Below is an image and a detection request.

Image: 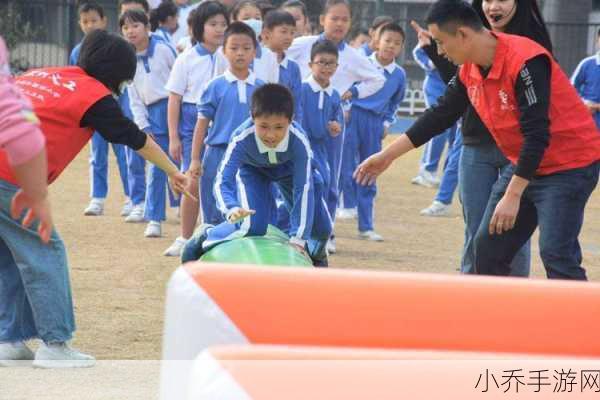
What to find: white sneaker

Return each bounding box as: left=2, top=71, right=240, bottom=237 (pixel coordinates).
left=420, top=200, right=451, bottom=217
left=326, top=238, right=336, bottom=254
left=336, top=208, right=357, bottom=219
left=120, top=199, right=133, bottom=217
left=83, top=198, right=104, bottom=216
left=163, top=236, right=187, bottom=257
left=358, top=230, right=384, bottom=242
left=33, top=342, right=95, bottom=369
left=411, top=171, right=439, bottom=188
left=0, top=341, right=34, bottom=367
left=125, top=204, right=145, bottom=223
left=144, top=221, right=162, bottom=238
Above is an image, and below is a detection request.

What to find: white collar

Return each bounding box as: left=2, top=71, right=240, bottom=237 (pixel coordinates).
left=305, top=75, right=334, bottom=96
left=224, top=69, right=257, bottom=85
left=255, top=127, right=290, bottom=154
left=370, top=52, right=397, bottom=74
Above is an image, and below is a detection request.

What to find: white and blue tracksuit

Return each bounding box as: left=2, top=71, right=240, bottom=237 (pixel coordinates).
left=204, top=119, right=332, bottom=262
left=196, top=70, right=265, bottom=225
left=129, top=34, right=178, bottom=222
left=154, top=27, right=176, bottom=47
left=348, top=53, right=406, bottom=231
left=288, top=35, right=385, bottom=224
left=166, top=43, right=218, bottom=175
left=70, top=42, right=130, bottom=201
left=413, top=46, right=457, bottom=174
left=358, top=42, right=375, bottom=58
left=571, top=53, right=600, bottom=129
left=119, top=89, right=146, bottom=206
left=215, top=44, right=279, bottom=84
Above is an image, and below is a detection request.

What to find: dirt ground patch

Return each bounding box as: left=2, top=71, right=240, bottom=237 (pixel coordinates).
left=15, top=139, right=600, bottom=360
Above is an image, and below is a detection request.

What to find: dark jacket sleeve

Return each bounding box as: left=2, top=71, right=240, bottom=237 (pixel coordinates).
left=422, top=42, right=457, bottom=84
left=80, top=95, right=148, bottom=150
left=513, top=55, right=551, bottom=180
left=405, top=74, right=469, bottom=148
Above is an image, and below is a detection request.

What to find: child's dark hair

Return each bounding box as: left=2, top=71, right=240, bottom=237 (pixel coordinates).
left=119, top=0, right=150, bottom=13
left=119, top=9, right=149, bottom=28
left=78, top=1, right=105, bottom=19
left=230, top=0, right=260, bottom=21
left=190, top=1, right=229, bottom=44
left=350, top=27, right=368, bottom=41
left=280, top=0, right=308, bottom=19
left=150, top=0, right=178, bottom=32
left=224, top=21, right=257, bottom=48
left=263, top=10, right=296, bottom=30
left=257, top=1, right=276, bottom=18
left=321, top=0, right=351, bottom=17
left=425, top=0, right=483, bottom=34
left=310, top=39, right=338, bottom=61
left=379, top=22, right=405, bottom=41
left=78, top=30, right=137, bottom=93
left=251, top=84, right=294, bottom=122
left=370, top=15, right=393, bottom=31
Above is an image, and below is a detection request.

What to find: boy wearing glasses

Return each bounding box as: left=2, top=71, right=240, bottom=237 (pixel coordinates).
left=299, top=40, right=343, bottom=211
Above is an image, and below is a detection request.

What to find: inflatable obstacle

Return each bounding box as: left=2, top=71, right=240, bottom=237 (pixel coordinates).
left=161, top=263, right=600, bottom=399
left=198, top=225, right=312, bottom=266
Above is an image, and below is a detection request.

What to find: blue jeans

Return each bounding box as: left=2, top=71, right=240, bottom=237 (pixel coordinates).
left=474, top=161, right=599, bottom=280
left=435, top=129, right=462, bottom=205
left=459, top=142, right=531, bottom=276
left=0, top=180, right=75, bottom=343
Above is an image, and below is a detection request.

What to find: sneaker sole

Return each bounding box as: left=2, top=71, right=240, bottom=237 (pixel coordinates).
left=358, top=235, right=384, bottom=242
left=83, top=211, right=103, bottom=216
left=0, top=359, right=34, bottom=367
left=33, top=359, right=95, bottom=369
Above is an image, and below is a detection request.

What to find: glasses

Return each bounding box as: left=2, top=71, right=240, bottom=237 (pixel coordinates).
left=312, top=61, right=338, bottom=68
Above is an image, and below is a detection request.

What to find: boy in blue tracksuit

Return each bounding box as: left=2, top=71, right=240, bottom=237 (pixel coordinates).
left=70, top=2, right=131, bottom=217
left=348, top=23, right=406, bottom=241
left=182, top=84, right=332, bottom=266
left=188, top=22, right=265, bottom=225
left=571, top=29, right=600, bottom=129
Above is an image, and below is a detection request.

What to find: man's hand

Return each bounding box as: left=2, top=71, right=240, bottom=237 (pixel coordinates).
left=489, top=192, right=521, bottom=235
left=411, top=20, right=433, bottom=48
left=10, top=190, right=53, bottom=243
left=168, top=171, right=198, bottom=201
left=227, top=207, right=256, bottom=223
left=169, top=136, right=182, bottom=163
left=353, top=151, right=393, bottom=186
left=328, top=121, right=342, bottom=137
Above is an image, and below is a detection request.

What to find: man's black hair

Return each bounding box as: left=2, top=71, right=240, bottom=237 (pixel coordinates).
left=190, top=1, right=229, bottom=44
left=119, top=0, right=150, bottom=13
left=78, top=1, right=105, bottom=19
left=251, top=83, right=294, bottom=122
left=119, top=9, right=149, bottom=28
left=263, top=10, right=296, bottom=30
left=379, top=21, right=405, bottom=40
left=224, top=21, right=257, bottom=48
left=150, top=0, right=178, bottom=31
left=77, top=30, right=136, bottom=94
left=425, top=0, right=483, bottom=34
left=310, top=39, right=338, bottom=62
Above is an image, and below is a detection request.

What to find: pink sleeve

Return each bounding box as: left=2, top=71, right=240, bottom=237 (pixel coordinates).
left=0, top=37, right=46, bottom=165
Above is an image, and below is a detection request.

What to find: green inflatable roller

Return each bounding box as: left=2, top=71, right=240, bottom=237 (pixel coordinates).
left=199, top=225, right=313, bottom=267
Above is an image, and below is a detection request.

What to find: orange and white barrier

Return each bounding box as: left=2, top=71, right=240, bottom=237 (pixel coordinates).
left=161, top=263, right=600, bottom=399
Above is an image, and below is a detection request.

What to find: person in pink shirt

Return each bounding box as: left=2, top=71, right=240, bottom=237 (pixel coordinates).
left=0, top=37, right=52, bottom=243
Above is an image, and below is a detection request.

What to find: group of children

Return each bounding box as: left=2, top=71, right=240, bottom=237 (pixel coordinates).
left=71, top=0, right=407, bottom=264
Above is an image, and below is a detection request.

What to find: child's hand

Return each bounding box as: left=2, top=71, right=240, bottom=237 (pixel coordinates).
left=187, top=160, right=203, bottom=179
left=10, top=190, right=53, bottom=244
left=328, top=121, right=342, bottom=137
left=341, top=91, right=353, bottom=101
left=169, top=136, right=182, bottom=163
left=227, top=207, right=256, bottom=223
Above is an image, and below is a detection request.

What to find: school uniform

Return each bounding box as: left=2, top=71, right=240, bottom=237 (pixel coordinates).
left=166, top=43, right=218, bottom=174
left=119, top=89, right=146, bottom=206
left=358, top=42, right=375, bottom=58
left=214, top=44, right=279, bottom=84
left=288, top=34, right=385, bottom=223
left=348, top=53, right=406, bottom=232
left=70, top=41, right=130, bottom=203
left=571, top=53, right=600, bottom=129
left=129, top=34, right=178, bottom=222
left=196, top=70, right=264, bottom=225
left=154, top=27, right=175, bottom=47
left=202, top=119, right=331, bottom=264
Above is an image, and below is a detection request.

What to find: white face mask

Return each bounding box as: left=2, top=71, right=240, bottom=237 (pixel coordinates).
left=243, top=19, right=263, bottom=40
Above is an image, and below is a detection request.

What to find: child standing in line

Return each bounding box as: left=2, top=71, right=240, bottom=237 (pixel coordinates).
left=280, top=0, right=311, bottom=38
left=349, top=28, right=370, bottom=49
left=357, top=16, right=393, bottom=58
left=70, top=2, right=132, bottom=217
left=163, top=1, right=229, bottom=257
left=181, top=84, right=332, bottom=266
left=150, top=0, right=180, bottom=47
left=121, top=9, right=178, bottom=238
left=287, top=0, right=385, bottom=253
left=188, top=22, right=265, bottom=225
left=347, top=22, right=406, bottom=241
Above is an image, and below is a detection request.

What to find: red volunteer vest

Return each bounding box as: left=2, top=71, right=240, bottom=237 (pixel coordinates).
left=0, top=66, right=110, bottom=184
left=459, top=33, right=600, bottom=175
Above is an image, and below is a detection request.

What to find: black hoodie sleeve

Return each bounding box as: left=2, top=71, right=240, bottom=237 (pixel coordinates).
left=422, top=42, right=458, bottom=84
left=80, top=95, right=147, bottom=150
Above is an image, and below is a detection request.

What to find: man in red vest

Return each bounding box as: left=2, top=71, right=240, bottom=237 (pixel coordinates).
left=0, top=30, right=191, bottom=368
left=355, top=0, right=600, bottom=280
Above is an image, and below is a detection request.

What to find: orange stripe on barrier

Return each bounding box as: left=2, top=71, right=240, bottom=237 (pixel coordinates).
left=184, top=263, right=600, bottom=357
